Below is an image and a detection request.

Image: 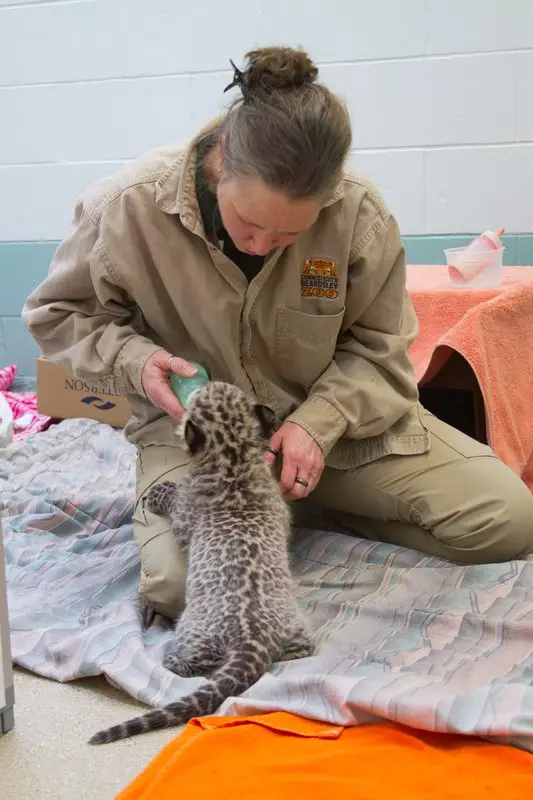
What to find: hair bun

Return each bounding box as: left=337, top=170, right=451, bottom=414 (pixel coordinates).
left=244, top=47, right=318, bottom=93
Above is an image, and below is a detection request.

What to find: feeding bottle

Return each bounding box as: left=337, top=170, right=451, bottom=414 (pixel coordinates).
left=169, top=362, right=210, bottom=407
left=448, top=228, right=504, bottom=285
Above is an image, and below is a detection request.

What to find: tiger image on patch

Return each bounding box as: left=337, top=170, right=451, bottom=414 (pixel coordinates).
left=301, top=258, right=339, bottom=299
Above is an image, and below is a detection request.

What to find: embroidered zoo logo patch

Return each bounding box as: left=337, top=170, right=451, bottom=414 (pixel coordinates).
left=301, top=258, right=339, bottom=299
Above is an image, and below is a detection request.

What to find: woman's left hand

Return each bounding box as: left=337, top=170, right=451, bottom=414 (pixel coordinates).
left=265, top=421, right=325, bottom=500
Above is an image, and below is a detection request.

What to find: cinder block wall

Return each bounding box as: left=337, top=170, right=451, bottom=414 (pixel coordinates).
left=1, top=0, right=532, bottom=373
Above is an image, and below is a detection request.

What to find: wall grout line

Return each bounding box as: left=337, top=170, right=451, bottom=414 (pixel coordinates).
left=0, top=48, right=532, bottom=90
left=0, top=0, right=88, bottom=10
left=0, top=159, right=130, bottom=169
left=3, top=141, right=533, bottom=170
left=351, top=142, right=533, bottom=154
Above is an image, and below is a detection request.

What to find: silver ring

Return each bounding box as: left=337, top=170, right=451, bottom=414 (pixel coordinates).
left=265, top=446, right=279, bottom=457
left=166, top=355, right=175, bottom=373
left=295, top=477, right=309, bottom=488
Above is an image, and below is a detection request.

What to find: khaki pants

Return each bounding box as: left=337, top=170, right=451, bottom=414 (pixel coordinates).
left=133, top=408, right=533, bottom=618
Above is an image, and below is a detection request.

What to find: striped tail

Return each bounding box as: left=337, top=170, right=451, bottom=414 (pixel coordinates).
left=89, top=644, right=269, bottom=745
left=146, top=480, right=179, bottom=516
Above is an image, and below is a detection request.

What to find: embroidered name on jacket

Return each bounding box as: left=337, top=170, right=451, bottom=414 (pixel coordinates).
left=301, top=258, right=339, bottom=299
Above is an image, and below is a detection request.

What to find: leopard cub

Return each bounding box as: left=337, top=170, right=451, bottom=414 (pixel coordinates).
left=90, top=381, right=313, bottom=744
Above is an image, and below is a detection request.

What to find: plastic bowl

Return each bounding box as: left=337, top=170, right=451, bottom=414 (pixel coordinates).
left=445, top=246, right=504, bottom=288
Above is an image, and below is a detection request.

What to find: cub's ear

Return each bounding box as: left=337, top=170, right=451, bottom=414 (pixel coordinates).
left=184, top=420, right=206, bottom=454
left=253, top=405, right=278, bottom=440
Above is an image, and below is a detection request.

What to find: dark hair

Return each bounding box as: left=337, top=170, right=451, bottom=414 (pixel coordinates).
left=216, top=47, right=352, bottom=200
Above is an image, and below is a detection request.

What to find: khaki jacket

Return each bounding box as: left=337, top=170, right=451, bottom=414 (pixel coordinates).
left=22, top=125, right=430, bottom=468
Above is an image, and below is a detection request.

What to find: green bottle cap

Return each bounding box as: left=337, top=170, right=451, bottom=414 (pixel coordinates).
left=169, top=361, right=210, bottom=407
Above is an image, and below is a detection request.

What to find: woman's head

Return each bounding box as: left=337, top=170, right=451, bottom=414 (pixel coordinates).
left=208, top=47, right=352, bottom=256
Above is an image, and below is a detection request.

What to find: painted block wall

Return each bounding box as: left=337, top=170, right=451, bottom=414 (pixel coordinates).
left=1, top=0, right=532, bottom=373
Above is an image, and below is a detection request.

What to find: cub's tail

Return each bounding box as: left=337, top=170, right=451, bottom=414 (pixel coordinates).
left=89, top=643, right=269, bottom=745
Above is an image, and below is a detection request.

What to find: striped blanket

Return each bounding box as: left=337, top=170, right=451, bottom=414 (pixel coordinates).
left=2, top=418, right=533, bottom=750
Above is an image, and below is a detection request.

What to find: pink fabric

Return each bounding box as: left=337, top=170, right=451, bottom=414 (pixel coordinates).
left=0, top=364, right=51, bottom=442
left=407, top=265, right=533, bottom=491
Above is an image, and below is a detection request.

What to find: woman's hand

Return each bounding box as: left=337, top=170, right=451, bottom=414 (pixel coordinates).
left=141, top=350, right=197, bottom=421
left=265, top=421, right=324, bottom=500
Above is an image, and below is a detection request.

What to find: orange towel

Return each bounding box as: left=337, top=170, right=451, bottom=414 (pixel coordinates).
left=407, top=265, right=533, bottom=490
left=116, top=712, right=533, bottom=800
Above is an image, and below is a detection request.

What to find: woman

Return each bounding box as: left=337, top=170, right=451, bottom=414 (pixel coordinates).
left=23, top=47, right=533, bottom=618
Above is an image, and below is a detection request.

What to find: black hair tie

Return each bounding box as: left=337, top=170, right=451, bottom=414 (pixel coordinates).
left=223, top=59, right=250, bottom=99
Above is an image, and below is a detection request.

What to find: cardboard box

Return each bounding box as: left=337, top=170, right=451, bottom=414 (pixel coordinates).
left=36, top=357, right=131, bottom=428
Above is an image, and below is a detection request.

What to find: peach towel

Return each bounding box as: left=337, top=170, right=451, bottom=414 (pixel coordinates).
left=116, top=712, right=533, bottom=800
left=407, top=265, right=533, bottom=490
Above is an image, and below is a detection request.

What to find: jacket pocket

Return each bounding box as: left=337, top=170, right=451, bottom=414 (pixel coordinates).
left=275, top=306, right=345, bottom=388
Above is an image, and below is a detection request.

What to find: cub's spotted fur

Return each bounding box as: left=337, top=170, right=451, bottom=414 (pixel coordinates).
left=90, top=381, right=313, bottom=744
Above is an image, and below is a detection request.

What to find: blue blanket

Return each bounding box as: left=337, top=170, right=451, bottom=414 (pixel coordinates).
left=2, top=418, right=533, bottom=749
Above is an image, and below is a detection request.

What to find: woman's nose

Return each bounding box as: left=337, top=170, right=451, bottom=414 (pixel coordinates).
left=248, top=233, right=275, bottom=256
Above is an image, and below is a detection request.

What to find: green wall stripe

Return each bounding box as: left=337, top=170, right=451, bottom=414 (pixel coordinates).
left=0, top=240, right=59, bottom=375
left=402, top=234, right=533, bottom=266
left=0, top=241, right=59, bottom=316
left=0, top=317, right=41, bottom=377
left=1, top=235, right=532, bottom=376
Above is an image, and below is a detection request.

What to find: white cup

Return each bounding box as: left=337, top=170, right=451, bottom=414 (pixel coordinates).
left=445, top=246, right=504, bottom=288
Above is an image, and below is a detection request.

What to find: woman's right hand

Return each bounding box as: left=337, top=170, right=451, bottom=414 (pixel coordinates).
left=141, top=350, right=197, bottom=421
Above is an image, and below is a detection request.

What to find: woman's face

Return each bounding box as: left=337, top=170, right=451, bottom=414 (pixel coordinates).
left=217, top=176, right=321, bottom=256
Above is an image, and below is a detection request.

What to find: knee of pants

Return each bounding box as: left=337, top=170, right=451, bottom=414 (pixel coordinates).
left=435, top=461, right=533, bottom=564
left=141, top=543, right=187, bottom=619
left=134, top=445, right=190, bottom=617
left=133, top=494, right=188, bottom=618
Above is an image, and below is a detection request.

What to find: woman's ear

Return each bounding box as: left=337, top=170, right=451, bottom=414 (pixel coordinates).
left=184, top=420, right=206, bottom=454
left=253, top=405, right=278, bottom=440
